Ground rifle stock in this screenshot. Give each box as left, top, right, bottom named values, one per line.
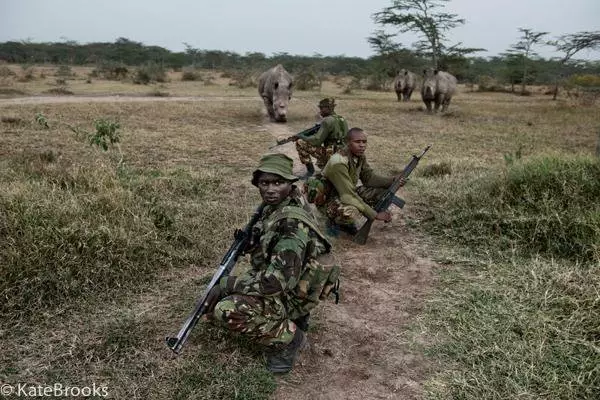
left=270, top=123, right=321, bottom=148
left=352, top=145, right=431, bottom=245
left=165, top=203, right=265, bottom=354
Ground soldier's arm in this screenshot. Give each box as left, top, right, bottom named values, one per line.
left=228, top=219, right=309, bottom=297
left=360, top=158, right=394, bottom=188
left=325, top=162, right=377, bottom=219
left=300, top=117, right=332, bottom=146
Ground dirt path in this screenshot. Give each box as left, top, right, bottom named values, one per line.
left=262, top=120, right=434, bottom=400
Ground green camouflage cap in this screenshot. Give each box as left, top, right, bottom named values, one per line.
left=318, top=97, right=336, bottom=108
left=251, top=153, right=299, bottom=186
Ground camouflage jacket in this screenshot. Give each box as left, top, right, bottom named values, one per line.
left=227, top=188, right=338, bottom=316
left=300, top=113, right=348, bottom=147
left=322, top=147, right=394, bottom=219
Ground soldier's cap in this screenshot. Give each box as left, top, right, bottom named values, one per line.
left=251, top=153, right=299, bottom=186
left=318, top=97, right=336, bottom=108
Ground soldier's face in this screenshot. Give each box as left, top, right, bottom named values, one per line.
left=256, top=172, right=293, bottom=205
left=347, top=131, right=367, bottom=157
left=319, top=106, right=332, bottom=117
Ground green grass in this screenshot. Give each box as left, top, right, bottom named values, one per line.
left=411, top=155, right=600, bottom=399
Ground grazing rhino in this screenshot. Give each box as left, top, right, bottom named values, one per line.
left=420, top=69, right=457, bottom=112
left=258, top=64, right=293, bottom=122
left=393, top=69, right=417, bottom=102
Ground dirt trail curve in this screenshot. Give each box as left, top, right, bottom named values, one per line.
left=263, top=122, right=434, bottom=400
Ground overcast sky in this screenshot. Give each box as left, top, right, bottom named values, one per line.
left=1, top=0, right=599, bottom=60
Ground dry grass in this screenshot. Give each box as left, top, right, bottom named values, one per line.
left=1, top=65, right=599, bottom=399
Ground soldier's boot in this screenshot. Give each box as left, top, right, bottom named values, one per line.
left=301, top=162, right=315, bottom=179
left=338, top=223, right=358, bottom=236
left=292, top=313, right=310, bottom=332
left=264, top=329, right=308, bottom=374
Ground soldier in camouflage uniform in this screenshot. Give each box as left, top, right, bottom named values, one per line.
left=203, top=153, right=339, bottom=373
left=321, top=127, right=406, bottom=235
left=294, top=97, right=348, bottom=178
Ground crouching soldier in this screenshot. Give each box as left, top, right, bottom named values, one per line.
left=203, top=153, right=339, bottom=373
left=320, top=127, right=406, bottom=235
left=295, top=97, right=348, bottom=178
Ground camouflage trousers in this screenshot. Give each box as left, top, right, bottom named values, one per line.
left=295, top=140, right=336, bottom=169
left=213, top=294, right=296, bottom=347
left=324, top=186, right=387, bottom=227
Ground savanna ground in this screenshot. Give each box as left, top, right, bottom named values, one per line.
left=1, top=65, right=599, bottom=399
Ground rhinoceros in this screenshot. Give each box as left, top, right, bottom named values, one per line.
left=258, top=64, right=293, bottom=122
left=421, top=69, right=457, bottom=112
left=393, top=69, right=417, bottom=102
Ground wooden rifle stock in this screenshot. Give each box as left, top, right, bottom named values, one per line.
left=353, top=145, right=431, bottom=245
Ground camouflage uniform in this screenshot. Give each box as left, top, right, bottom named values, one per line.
left=296, top=98, right=348, bottom=169
left=321, top=147, right=394, bottom=227
left=212, top=189, right=338, bottom=348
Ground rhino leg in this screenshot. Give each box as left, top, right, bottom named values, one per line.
left=423, top=99, right=433, bottom=113
left=441, top=97, right=452, bottom=112
left=262, top=96, right=275, bottom=121
left=396, top=91, right=402, bottom=102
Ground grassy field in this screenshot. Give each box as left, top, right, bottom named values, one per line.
left=1, top=65, right=599, bottom=399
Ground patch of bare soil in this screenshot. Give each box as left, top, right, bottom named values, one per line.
left=262, top=118, right=435, bottom=400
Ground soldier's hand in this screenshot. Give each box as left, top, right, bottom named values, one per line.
left=203, top=285, right=223, bottom=316
left=395, top=174, right=408, bottom=187
left=375, top=210, right=392, bottom=223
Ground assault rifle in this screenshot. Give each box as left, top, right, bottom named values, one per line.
left=353, top=145, right=431, bottom=245
left=165, top=203, right=266, bottom=354
left=269, top=123, right=321, bottom=148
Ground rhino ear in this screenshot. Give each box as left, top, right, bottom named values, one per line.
left=288, top=82, right=293, bottom=89
left=434, top=69, right=439, bottom=75
left=404, top=70, right=408, bottom=76
left=274, top=82, right=279, bottom=89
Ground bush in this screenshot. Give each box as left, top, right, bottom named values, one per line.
left=419, top=156, right=600, bottom=262
left=56, top=65, right=74, bottom=78
left=294, top=70, right=321, bottom=91
left=228, top=70, right=257, bottom=88
left=0, top=66, right=16, bottom=78
left=181, top=68, right=200, bottom=81
left=477, top=75, right=506, bottom=92
left=133, top=62, right=166, bottom=85
left=91, top=62, right=129, bottom=80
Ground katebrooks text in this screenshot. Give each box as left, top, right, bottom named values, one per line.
left=1, top=383, right=108, bottom=397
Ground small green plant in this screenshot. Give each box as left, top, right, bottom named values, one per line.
left=35, top=112, right=49, bottom=129
left=503, top=145, right=523, bottom=166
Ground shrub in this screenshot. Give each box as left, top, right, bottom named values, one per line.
left=0, top=66, right=16, bottom=78
left=133, top=62, right=166, bottom=85
left=419, top=156, right=600, bottom=262
left=477, top=75, right=506, bottom=92
left=56, top=65, right=73, bottom=78
left=181, top=69, right=200, bottom=81
left=91, top=62, right=129, bottom=80
left=420, top=161, right=452, bottom=178
left=228, top=70, right=257, bottom=88
left=294, top=70, right=321, bottom=91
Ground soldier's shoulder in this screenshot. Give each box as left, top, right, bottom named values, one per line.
left=328, top=152, right=348, bottom=165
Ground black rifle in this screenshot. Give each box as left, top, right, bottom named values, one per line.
left=353, top=145, right=431, bottom=245
left=166, top=203, right=266, bottom=354
left=269, top=123, right=321, bottom=148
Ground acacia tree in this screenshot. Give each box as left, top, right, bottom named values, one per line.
left=505, top=28, right=548, bottom=95
left=371, top=0, right=480, bottom=68
left=548, top=31, right=600, bottom=99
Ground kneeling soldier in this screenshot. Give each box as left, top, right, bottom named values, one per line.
left=204, top=153, right=339, bottom=373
